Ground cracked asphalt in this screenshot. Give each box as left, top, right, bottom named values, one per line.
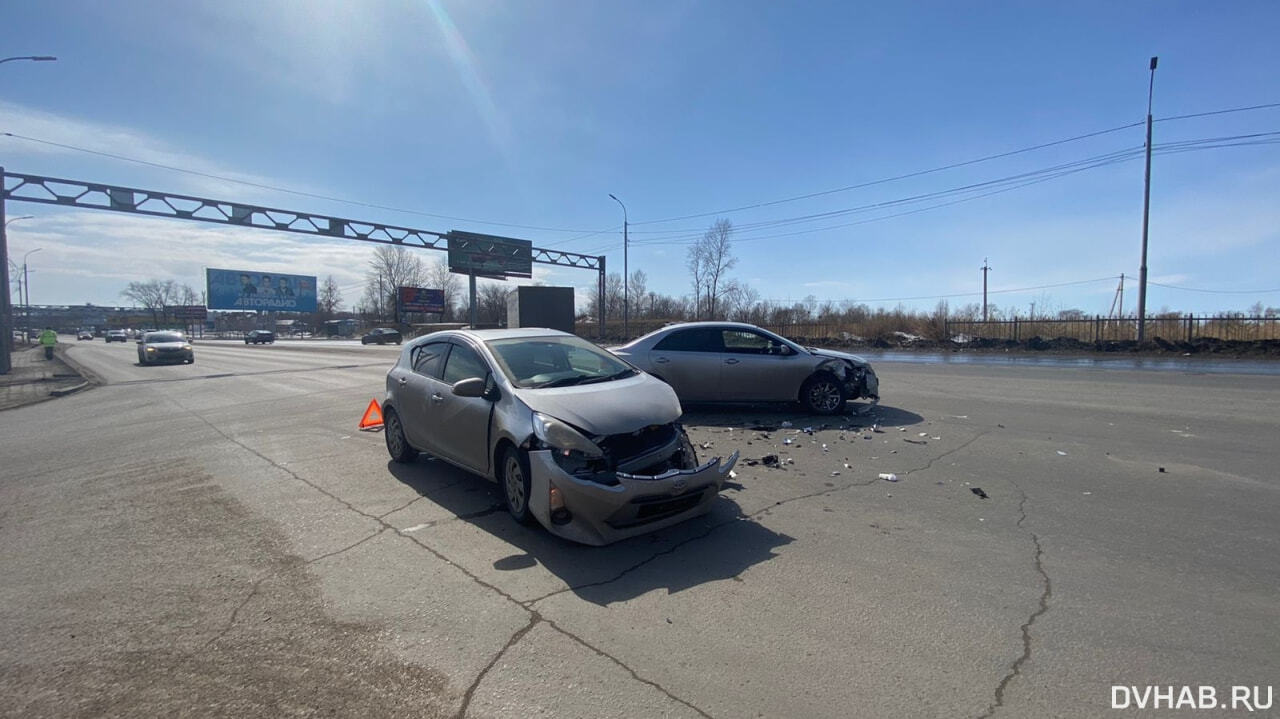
left=1, top=339, right=1277, bottom=718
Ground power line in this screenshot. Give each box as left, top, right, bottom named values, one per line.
left=627, top=122, right=1146, bottom=227
left=0, top=131, right=603, bottom=234
left=1156, top=101, right=1280, bottom=124
left=1148, top=281, right=1280, bottom=294
left=754, top=277, right=1117, bottom=305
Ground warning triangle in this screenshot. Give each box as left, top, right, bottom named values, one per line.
left=358, top=398, right=384, bottom=430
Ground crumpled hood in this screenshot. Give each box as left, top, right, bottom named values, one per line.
left=808, top=347, right=873, bottom=370
left=512, top=373, right=682, bottom=436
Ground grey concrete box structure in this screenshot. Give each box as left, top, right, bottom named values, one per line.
left=506, top=286, right=575, bottom=334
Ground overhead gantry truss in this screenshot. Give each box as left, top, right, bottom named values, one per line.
left=0, top=169, right=607, bottom=334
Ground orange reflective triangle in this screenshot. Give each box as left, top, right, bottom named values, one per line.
left=358, top=398, right=384, bottom=429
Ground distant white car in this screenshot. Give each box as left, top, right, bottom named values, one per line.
left=106, top=330, right=128, bottom=343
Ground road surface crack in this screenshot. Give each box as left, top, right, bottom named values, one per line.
left=977, top=481, right=1051, bottom=719
left=456, top=613, right=542, bottom=718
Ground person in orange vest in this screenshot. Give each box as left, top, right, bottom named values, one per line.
left=39, top=326, right=57, bottom=360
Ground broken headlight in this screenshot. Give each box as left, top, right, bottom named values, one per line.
left=532, top=412, right=604, bottom=460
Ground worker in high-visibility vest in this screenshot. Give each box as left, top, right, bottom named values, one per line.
left=39, top=327, right=57, bottom=360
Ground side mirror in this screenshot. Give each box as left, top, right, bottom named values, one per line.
left=451, top=377, right=486, bottom=398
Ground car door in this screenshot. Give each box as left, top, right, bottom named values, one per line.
left=429, top=340, right=495, bottom=473
left=647, top=327, right=725, bottom=401
left=720, top=329, right=812, bottom=401
left=395, top=341, right=451, bottom=453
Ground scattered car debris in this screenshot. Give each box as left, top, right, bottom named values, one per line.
left=831, top=471, right=840, bottom=476
left=1082, top=491, right=1092, bottom=495
left=904, top=439, right=927, bottom=445
left=931, top=436, right=941, bottom=441
left=1057, top=450, right=1068, bottom=456
left=878, top=473, right=899, bottom=482
left=971, top=487, right=990, bottom=499
left=898, top=427, right=907, bottom=432
left=780, top=421, right=793, bottom=428
left=1158, top=467, right=1167, bottom=473
left=761, top=455, right=780, bottom=467
left=783, top=438, right=794, bottom=445
left=918, top=432, right=929, bottom=437
left=728, top=470, right=738, bottom=479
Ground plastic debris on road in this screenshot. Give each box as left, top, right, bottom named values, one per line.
left=904, top=439, right=927, bottom=445
left=971, top=487, right=990, bottom=499
left=780, top=421, right=793, bottom=428
left=761, top=455, right=780, bottom=467
left=783, top=438, right=794, bottom=445
left=1057, top=450, right=1068, bottom=456
left=878, top=473, right=899, bottom=482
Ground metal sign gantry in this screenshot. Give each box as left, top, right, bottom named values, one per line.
left=0, top=169, right=608, bottom=371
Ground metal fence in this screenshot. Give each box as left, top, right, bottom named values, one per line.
left=945, top=316, right=1280, bottom=343
left=577, top=315, right=1280, bottom=345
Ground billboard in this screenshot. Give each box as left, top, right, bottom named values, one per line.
left=446, top=231, right=533, bottom=277
left=206, top=268, right=317, bottom=312
left=167, top=305, right=208, bottom=321
left=398, top=287, right=446, bottom=314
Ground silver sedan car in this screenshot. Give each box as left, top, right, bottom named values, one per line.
left=611, top=322, right=879, bottom=414
left=136, top=331, right=195, bottom=365
left=381, top=328, right=738, bottom=546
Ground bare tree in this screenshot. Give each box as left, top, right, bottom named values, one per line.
left=121, top=279, right=178, bottom=327
left=686, top=242, right=707, bottom=319
left=687, top=219, right=737, bottom=319
left=362, top=245, right=425, bottom=320
left=319, top=275, right=344, bottom=316
left=476, top=281, right=510, bottom=325
left=585, top=272, right=626, bottom=325
left=424, top=258, right=460, bottom=320
left=627, top=269, right=648, bottom=318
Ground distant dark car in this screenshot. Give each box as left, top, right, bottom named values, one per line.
left=106, top=330, right=128, bottom=343
left=361, top=328, right=402, bottom=345
left=245, top=330, right=275, bottom=344
left=77, top=330, right=94, bottom=341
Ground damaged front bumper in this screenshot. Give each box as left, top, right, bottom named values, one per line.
left=528, top=449, right=740, bottom=546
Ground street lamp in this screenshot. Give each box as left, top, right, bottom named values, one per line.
left=21, top=248, right=42, bottom=343
left=1137, top=56, right=1158, bottom=343
left=0, top=56, right=57, bottom=65
left=608, top=193, right=629, bottom=339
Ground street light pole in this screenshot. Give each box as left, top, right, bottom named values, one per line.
left=0, top=53, right=57, bottom=371
left=23, top=247, right=42, bottom=343
left=608, top=193, right=628, bottom=339
left=1137, top=56, right=1158, bottom=343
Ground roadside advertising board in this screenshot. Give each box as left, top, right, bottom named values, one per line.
left=206, top=268, right=318, bottom=312
left=398, top=287, right=446, bottom=314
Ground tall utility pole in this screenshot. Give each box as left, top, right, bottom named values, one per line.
left=23, top=247, right=42, bottom=342
left=1137, top=56, right=1158, bottom=343
left=1, top=171, right=10, bottom=374
left=981, top=258, right=992, bottom=321
left=608, top=194, right=629, bottom=339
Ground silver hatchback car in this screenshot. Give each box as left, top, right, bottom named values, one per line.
left=611, top=322, right=879, bottom=414
left=382, top=328, right=738, bottom=546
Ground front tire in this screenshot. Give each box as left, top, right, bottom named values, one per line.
left=384, top=408, right=418, bottom=463
left=800, top=373, right=847, bottom=415
left=499, top=446, right=534, bottom=525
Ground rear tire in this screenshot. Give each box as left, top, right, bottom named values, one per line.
left=499, top=445, right=534, bottom=525
left=800, top=372, right=847, bottom=415
left=384, top=408, right=418, bottom=463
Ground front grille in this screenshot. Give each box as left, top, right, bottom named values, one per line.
left=597, top=424, right=678, bottom=463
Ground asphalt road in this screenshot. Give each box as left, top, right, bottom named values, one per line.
left=1, top=340, right=1276, bottom=718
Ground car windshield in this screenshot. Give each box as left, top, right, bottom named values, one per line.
left=146, top=333, right=185, bottom=343
left=485, top=335, right=637, bottom=389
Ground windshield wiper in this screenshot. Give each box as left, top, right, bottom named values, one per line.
left=578, top=368, right=637, bottom=385
left=533, top=375, right=590, bottom=388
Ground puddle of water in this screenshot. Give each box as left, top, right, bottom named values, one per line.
left=855, top=351, right=1280, bottom=376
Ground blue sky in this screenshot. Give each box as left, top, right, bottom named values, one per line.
left=3, top=0, right=1278, bottom=316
